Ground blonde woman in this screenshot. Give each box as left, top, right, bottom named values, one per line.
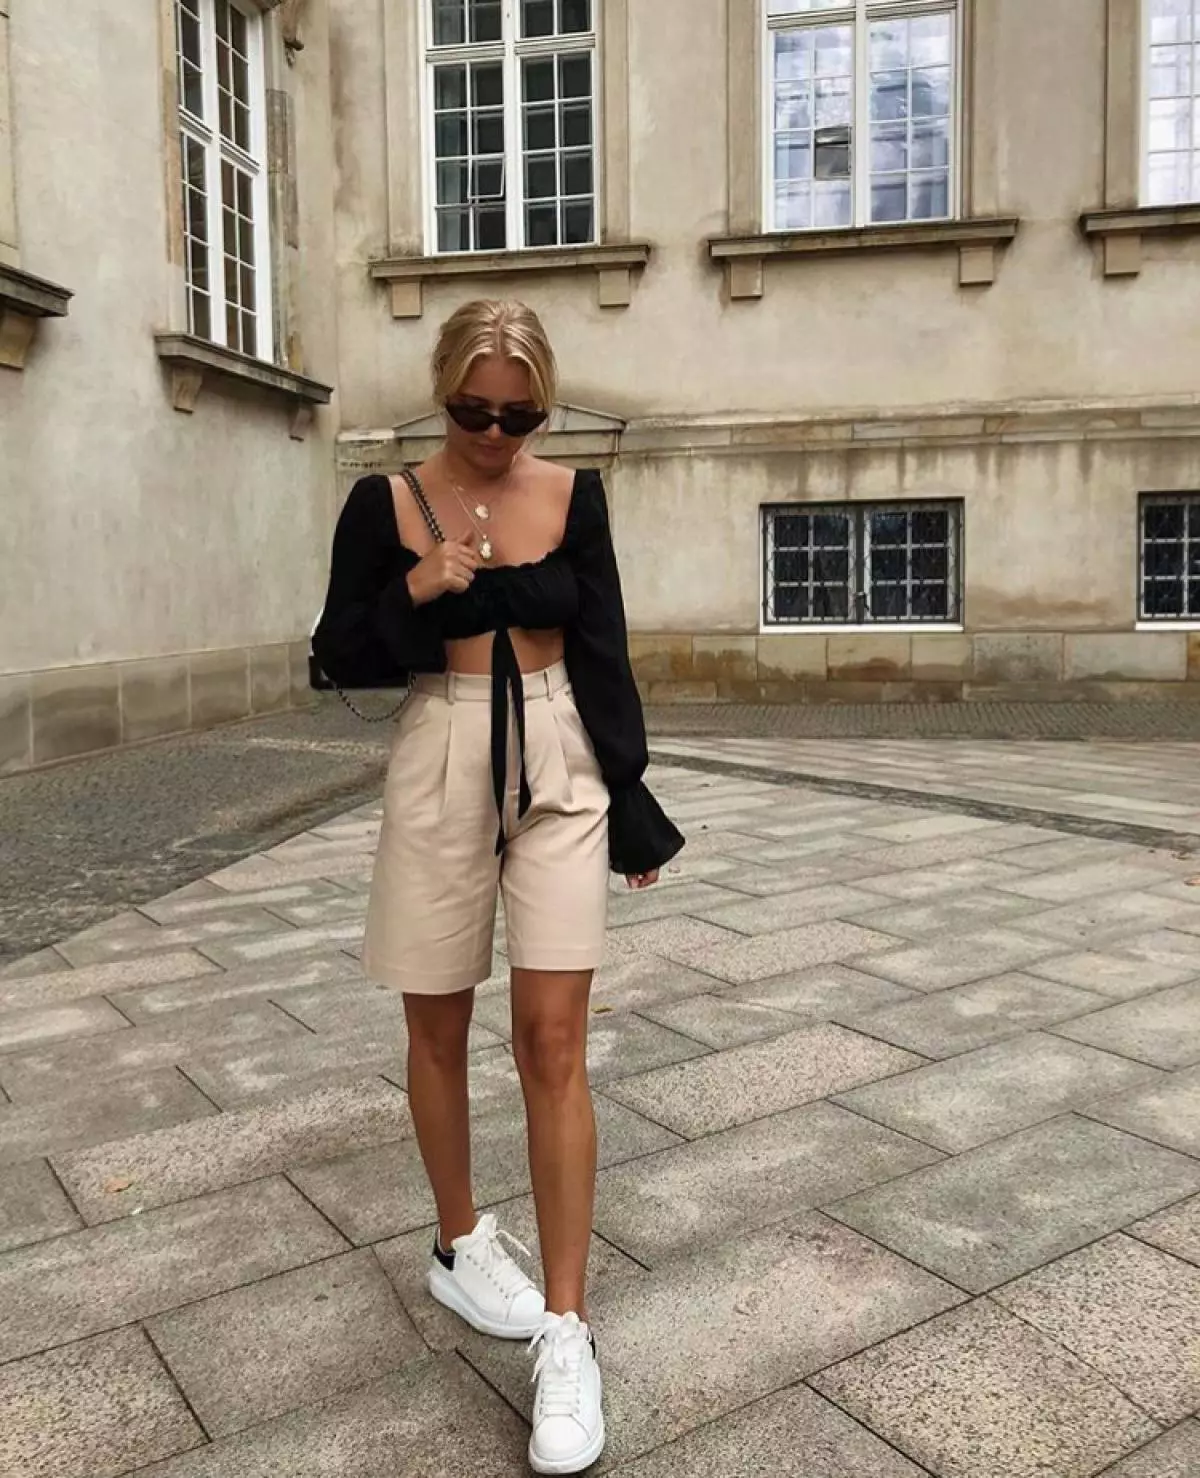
left=313, top=299, right=683, bottom=1474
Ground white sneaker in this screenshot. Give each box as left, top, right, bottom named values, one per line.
left=427, top=1212, right=546, bottom=1340
left=528, top=1312, right=605, bottom=1475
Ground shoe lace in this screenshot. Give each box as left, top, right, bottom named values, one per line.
left=529, top=1317, right=588, bottom=1419
left=467, top=1213, right=534, bottom=1299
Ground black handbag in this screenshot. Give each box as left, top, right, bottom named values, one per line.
left=309, top=467, right=446, bottom=722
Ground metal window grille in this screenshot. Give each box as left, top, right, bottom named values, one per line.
left=766, top=0, right=959, bottom=232
left=174, top=0, right=272, bottom=360
left=426, top=0, right=597, bottom=253
left=1143, top=0, right=1200, bottom=206
left=1140, top=493, right=1200, bottom=621
left=762, top=499, right=963, bottom=626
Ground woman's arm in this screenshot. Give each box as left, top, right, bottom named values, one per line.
left=562, top=471, right=685, bottom=875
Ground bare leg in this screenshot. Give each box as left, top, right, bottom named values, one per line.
left=511, top=968, right=596, bottom=1320
left=403, top=988, right=478, bottom=1247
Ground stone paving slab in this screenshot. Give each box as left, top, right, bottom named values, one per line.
left=0, top=1326, right=205, bottom=1478
left=695, top=882, right=895, bottom=936
left=811, top=1297, right=1161, bottom=1478
left=724, top=962, right=919, bottom=1019
left=994, top=858, right=1179, bottom=902
left=0, top=1066, right=216, bottom=1166
left=145, top=1249, right=426, bottom=1438
left=845, top=972, right=1106, bottom=1059
left=603, top=1022, right=923, bottom=1139
left=290, top=1094, right=681, bottom=1246
left=0, top=949, right=220, bottom=1013
left=1083, top=1064, right=1200, bottom=1157
left=462, top=1210, right=964, bottom=1471
left=854, top=926, right=1065, bottom=993
left=52, top=1078, right=413, bottom=1225
left=1096, top=1424, right=1200, bottom=1478
left=1010, top=890, right=1200, bottom=946
left=607, top=1384, right=929, bottom=1478
left=0, top=1157, right=82, bottom=1253
left=1050, top=981, right=1200, bottom=1068
left=136, top=878, right=351, bottom=925
left=636, top=992, right=813, bottom=1048
left=1130, top=1192, right=1200, bottom=1267
left=834, top=1033, right=1163, bottom=1153
left=0, top=994, right=131, bottom=1056
left=0, top=1177, right=348, bottom=1364
left=0, top=1000, right=309, bottom=1102
left=110, top=952, right=362, bottom=1021
left=133, top=1355, right=529, bottom=1478
left=992, top=1233, right=1200, bottom=1425
left=54, top=908, right=289, bottom=968
left=843, top=887, right=1050, bottom=940
left=592, top=1100, right=942, bottom=1266
left=827, top=1114, right=1200, bottom=1293
left=1027, top=949, right=1200, bottom=1000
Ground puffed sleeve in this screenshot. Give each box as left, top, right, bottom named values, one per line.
left=311, top=476, right=447, bottom=686
left=563, top=471, right=685, bottom=875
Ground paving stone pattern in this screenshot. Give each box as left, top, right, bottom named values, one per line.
left=2, top=747, right=1200, bottom=1475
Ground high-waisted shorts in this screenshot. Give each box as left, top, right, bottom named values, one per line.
left=362, top=661, right=610, bottom=995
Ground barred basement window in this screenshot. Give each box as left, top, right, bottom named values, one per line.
left=762, top=500, right=963, bottom=626
left=1140, top=493, right=1200, bottom=621
left=174, top=0, right=273, bottom=360
left=425, top=0, right=598, bottom=254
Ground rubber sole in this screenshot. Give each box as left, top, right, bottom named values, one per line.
left=427, top=1264, right=544, bottom=1341
left=528, top=1415, right=606, bottom=1476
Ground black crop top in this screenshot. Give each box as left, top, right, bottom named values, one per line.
left=311, top=468, right=684, bottom=875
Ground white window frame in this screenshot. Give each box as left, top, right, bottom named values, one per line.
left=419, top=0, right=602, bottom=255
left=176, top=0, right=274, bottom=361
left=1140, top=0, right=1200, bottom=207
left=761, top=0, right=963, bottom=234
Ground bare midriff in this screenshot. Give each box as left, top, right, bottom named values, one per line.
left=446, top=627, right=565, bottom=676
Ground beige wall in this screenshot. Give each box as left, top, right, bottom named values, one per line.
left=1, top=0, right=340, bottom=680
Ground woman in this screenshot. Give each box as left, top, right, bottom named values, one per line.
left=312, top=299, right=683, bottom=1475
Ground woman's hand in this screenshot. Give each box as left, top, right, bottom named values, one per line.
left=406, top=534, right=481, bottom=605
left=626, top=870, right=660, bottom=890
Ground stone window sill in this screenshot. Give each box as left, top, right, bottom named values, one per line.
left=369, top=242, right=653, bottom=319
left=154, top=333, right=334, bottom=440
left=708, top=218, right=1021, bottom=299
left=760, top=623, right=965, bottom=637
left=0, top=263, right=73, bottom=370
left=1081, top=203, right=1200, bottom=276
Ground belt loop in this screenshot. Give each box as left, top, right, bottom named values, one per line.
left=447, top=672, right=456, bottom=705
left=544, top=668, right=553, bottom=701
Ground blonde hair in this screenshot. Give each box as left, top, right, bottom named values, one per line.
left=431, top=299, right=558, bottom=413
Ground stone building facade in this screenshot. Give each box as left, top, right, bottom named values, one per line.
left=4, top=0, right=1200, bottom=772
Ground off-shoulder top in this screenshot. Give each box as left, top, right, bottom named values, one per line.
left=311, top=468, right=684, bottom=875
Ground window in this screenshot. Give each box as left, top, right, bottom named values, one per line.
left=424, top=0, right=598, bottom=253
left=765, top=0, right=960, bottom=232
left=762, top=500, right=963, bottom=626
left=175, top=0, right=273, bottom=359
left=1143, top=0, right=1200, bottom=205
left=1140, top=493, right=1200, bottom=621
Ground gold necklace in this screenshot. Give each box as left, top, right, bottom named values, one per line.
left=447, top=464, right=513, bottom=562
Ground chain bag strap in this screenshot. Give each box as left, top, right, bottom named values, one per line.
left=326, top=467, right=445, bottom=723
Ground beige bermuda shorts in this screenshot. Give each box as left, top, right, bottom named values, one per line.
left=362, top=661, right=611, bottom=995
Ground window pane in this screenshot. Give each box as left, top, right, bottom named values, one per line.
left=1150, top=0, right=1193, bottom=45
left=1148, top=151, right=1192, bottom=203
left=775, top=182, right=813, bottom=228
left=524, top=59, right=556, bottom=102
left=437, top=207, right=470, bottom=251
left=474, top=159, right=504, bottom=197
left=562, top=151, right=592, bottom=195
left=562, top=199, right=594, bottom=242
left=813, top=514, right=849, bottom=547
left=871, top=122, right=907, bottom=174
left=560, top=0, right=591, bottom=33
left=912, top=120, right=950, bottom=170
left=769, top=0, right=845, bottom=12
left=476, top=205, right=506, bottom=248
left=526, top=156, right=558, bottom=199
left=469, top=0, right=501, bottom=42
left=561, top=102, right=591, bottom=145
left=776, top=138, right=814, bottom=181
left=911, top=172, right=949, bottom=219
left=775, top=83, right=813, bottom=132
left=872, top=180, right=906, bottom=222
left=871, top=71, right=908, bottom=122
left=436, top=113, right=469, bottom=155
left=525, top=107, right=557, bottom=149
left=190, top=288, right=211, bottom=340
left=813, top=179, right=851, bottom=226
left=526, top=203, right=558, bottom=245
left=559, top=55, right=591, bottom=98
left=473, top=112, right=504, bottom=154
left=438, top=161, right=469, bottom=204
left=522, top=0, right=554, bottom=37
left=473, top=64, right=504, bottom=108
left=815, top=76, right=852, bottom=127
left=435, top=67, right=467, bottom=110
left=814, top=126, right=850, bottom=178
left=911, top=14, right=951, bottom=67
left=911, top=67, right=950, bottom=121
left=432, top=0, right=465, bottom=45
left=1150, top=43, right=1193, bottom=98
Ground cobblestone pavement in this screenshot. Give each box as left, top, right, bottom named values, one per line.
left=3, top=746, right=1200, bottom=1476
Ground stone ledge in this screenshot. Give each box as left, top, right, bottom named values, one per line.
left=0, top=263, right=73, bottom=370
left=154, top=334, right=334, bottom=440
left=708, top=218, right=1021, bottom=299
left=1081, top=203, right=1200, bottom=276
left=369, top=242, right=653, bottom=318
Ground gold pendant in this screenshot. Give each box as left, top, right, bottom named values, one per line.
left=479, top=538, right=493, bottom=561
left=474, top=504, right=491, bottom=522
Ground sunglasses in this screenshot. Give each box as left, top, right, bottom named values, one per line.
left=445, top=401, right=548, bottom=438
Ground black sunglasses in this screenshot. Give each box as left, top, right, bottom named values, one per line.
left=445, top=401, right=548, bottom=438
